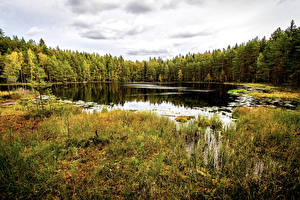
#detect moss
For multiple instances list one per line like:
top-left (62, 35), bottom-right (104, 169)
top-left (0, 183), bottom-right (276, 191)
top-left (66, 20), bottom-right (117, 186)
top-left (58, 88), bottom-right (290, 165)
top-left (175, 115), bottom-right (195, 123)
top-left (228, 85), bottom-right (300, 102)
top-left (228, 89), bottom-right (248, 94)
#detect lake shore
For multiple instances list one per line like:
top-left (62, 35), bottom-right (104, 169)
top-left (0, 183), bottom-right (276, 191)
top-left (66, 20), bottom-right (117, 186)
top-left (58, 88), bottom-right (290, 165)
top-left (1, 80), bottom-right (299, 86)
top-left (0, 89), bottom-right (299, 199)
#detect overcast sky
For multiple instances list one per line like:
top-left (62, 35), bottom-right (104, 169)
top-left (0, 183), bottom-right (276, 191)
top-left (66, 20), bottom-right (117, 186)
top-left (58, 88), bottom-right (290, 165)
top-left (0, 0), bottom-right (299, 60)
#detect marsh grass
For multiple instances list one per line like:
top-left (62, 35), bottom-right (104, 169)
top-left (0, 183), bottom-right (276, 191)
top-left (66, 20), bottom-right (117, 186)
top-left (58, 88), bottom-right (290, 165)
top-left (175, 115), bottom-right (195, 123)
top-left (0, 88), bottom-right (36, 101)
top-left (227, 89), bottom-right (249, 95)
top-left (0, 97), bottom-right (299, 199)
top-left (178, 107), bottom-right (299, 199)
top-left (249, 90), bottom-right (300, 101)
top-left (228, 83), bottom-right (300, 101)
top-left (215, 107), bottom-right (300, 199)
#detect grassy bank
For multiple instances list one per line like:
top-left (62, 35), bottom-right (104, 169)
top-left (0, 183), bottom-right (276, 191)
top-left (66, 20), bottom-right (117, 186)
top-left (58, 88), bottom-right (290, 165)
top-left (0, 91), bottom-right (299, 199)
top-left (0, 88), bottom-right (36, 102)
top-left (227, 83), bottom-right (300, 102)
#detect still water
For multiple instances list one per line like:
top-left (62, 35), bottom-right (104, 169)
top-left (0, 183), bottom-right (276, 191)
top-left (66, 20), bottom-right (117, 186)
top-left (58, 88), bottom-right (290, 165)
top-left (51, 82), bottom-right (238, 124)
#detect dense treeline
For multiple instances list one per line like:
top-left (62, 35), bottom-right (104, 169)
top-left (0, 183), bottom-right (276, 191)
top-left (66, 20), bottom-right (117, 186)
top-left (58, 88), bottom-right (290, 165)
top-left (0, 20), bottom-right (299, 85)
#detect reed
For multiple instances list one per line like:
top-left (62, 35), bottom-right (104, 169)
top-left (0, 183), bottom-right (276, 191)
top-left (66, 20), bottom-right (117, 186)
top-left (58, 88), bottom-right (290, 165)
top-left (0, 97), bottom-right (299, 199)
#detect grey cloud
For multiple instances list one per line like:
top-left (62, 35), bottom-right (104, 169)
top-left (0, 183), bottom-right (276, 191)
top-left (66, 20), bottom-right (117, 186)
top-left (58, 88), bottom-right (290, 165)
top-left (81, 30), bottom-right (109, 40)
top-left (80, 26), bottom-right (148, 40)
top-left (125, 1), bottom-right (154, 14)
top-left (171, 30), bottom-right (212, 38)
top-left (126, 28), bottom-right (143, 36)
top-left (173, 42), bottom-right (183, 47)
top-left (26, 26), bottom-right (45, 36)
top-left (127, 49), bottom-right (169, 56)
top-left (66, 0), bottom-right (206, 15)
top-left (185, 0), bottom-right (205, 5)
top-left (162, 0), bottom-right (205, 9)
top-left (72, 21), bottom-right (92, 29)
top-left (161, 0), bottom-right (180, 9)
top-left (276, 0), bottom-right (292, 5)
top-left (66, 0), bottom-right (119, 14)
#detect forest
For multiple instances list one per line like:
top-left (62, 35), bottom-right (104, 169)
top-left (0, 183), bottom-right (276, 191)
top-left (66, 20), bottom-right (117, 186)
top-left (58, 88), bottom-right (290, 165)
top-left (1, 18), bottom-right (300, 199)
top-left (0, 20), bottom-right (299, 85)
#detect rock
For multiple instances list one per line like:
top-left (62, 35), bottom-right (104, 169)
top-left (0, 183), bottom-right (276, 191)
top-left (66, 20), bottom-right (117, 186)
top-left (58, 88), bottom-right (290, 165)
top-left (1, 101), bottom-right (17, 105)
top-left (218, 107), bottom-right (232, 113)
top-left (271, 99), bottom-right (280, 106)
top-left (284, 103), bottom-right (296, 109)
top-left (255, 88), bottom-right (269, 93)
top-left (75, 100), bottom-right (85, 106)
top-left (63, 100), bottom-right (73, 104)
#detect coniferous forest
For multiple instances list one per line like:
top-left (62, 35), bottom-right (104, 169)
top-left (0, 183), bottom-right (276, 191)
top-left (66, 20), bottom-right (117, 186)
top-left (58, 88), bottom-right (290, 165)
top-left (1, 13), bottom-right (300, 198)
top-left (0, 20), bottom-right (300, 86)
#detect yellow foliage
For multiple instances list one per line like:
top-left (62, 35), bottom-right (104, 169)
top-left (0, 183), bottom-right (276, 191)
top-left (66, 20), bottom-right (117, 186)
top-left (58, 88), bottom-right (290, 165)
top-left (175, 115), bottom-right (195, 123)
top-left (250, 90), bottom-right (300, 101)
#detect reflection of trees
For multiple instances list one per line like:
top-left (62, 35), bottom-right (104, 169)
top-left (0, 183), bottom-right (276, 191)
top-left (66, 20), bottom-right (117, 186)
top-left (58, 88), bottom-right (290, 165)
top-left (52, 83), bottom-right (237, 108)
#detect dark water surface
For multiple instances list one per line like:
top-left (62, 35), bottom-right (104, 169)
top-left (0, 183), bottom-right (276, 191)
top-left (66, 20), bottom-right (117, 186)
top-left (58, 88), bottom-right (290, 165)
top-left (0, 82), bottom-right (239, 124)
top-left (51, 82), bottom-right (237, 108)
top-left (50, 82), bottom-right (238, 124)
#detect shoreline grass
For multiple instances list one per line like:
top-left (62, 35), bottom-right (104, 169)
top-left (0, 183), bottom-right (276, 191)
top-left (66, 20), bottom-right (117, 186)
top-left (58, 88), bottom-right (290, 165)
top-left (0, 90), bottom-right (299, 199)
top-left (228, 85), bottom-right (300, 102)
top-left (0, 88), bottom-right (37, 103)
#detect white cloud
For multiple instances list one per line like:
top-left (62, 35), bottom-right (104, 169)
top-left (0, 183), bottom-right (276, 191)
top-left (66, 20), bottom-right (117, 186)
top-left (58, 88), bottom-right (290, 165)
top-left (26, 26), bottom-right (45, 36)
top-left (127, 48), bottom-right (169, 56)
top-left (66, 0), bottom-right (120, 14)
top-left (171, 29), bottom-right (213, 39)
top-left (0, 0), bottom-right (299, 60)
top-left (76, 19), bottom-right (151, 40)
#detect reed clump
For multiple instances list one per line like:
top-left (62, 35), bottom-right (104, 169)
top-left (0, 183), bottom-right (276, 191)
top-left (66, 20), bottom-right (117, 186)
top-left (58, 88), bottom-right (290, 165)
top-left (0, 96), bottom-right (299, 199)
top-left (0, 88), bottom-right (35, 101)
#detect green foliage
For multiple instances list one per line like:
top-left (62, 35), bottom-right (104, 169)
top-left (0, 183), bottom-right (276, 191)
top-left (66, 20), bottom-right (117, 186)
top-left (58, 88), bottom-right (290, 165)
top-left (0, 21), bottom-right (300, 86)
top-left (1, 51), bottom-right (23, 83)
top-left (196, 114), bottom-right (223, 130)
top-left (228, 89), bottom-right (248, 94)
top-left (0, 88), bottom-right (35, 100)
top-left (177, 69), bottom-right (183, 82)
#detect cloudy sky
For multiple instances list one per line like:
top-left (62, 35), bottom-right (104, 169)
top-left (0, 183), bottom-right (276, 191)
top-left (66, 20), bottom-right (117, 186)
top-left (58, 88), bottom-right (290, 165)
top-left (0, 0), bottom-right (299, 60)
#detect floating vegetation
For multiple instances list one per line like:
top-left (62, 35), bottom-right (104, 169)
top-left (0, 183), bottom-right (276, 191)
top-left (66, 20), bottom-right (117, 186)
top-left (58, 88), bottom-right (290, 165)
top-left (175, 115), bottom-right (195, 122)
top-left (228, 85), bottom-right (300, 102)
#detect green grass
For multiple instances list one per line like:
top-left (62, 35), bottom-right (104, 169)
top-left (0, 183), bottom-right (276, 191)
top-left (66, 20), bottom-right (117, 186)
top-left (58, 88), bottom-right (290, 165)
top-left (219, 107), bottom-right (300, 199)
top-left (0, 96), bottom-right (299, 199)
top-left (227, 89), bottom-right (248, 95)
top-left (227, 83), bottom-right (300, 102)
top-left (0, 88), bottom-right (36, 101)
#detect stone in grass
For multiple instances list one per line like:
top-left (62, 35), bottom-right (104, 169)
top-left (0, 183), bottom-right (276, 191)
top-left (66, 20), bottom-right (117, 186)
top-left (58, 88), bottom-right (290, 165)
top-left (175, 116), bottom-right (195, 123)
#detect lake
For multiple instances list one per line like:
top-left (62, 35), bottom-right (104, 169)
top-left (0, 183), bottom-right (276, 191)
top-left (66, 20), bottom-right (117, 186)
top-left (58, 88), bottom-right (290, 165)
top-left (51, 82), bottom-right (239, 124)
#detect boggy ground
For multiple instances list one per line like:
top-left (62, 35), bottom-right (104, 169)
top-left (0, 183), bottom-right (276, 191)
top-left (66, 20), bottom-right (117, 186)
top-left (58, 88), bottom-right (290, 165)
top-left (227, 83), bottom-right (300, 102)
top-left (0, 91), bottom-right (299, 199)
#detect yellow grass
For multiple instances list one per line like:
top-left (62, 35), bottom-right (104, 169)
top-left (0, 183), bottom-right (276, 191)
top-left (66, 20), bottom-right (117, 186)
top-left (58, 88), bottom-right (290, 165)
top-left (250, 90), bottom-right (300, 101)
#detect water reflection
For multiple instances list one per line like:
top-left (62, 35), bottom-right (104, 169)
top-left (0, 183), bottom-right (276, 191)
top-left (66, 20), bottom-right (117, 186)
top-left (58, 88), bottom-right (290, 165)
top-left (51, 82), bottom-right (237, 109)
